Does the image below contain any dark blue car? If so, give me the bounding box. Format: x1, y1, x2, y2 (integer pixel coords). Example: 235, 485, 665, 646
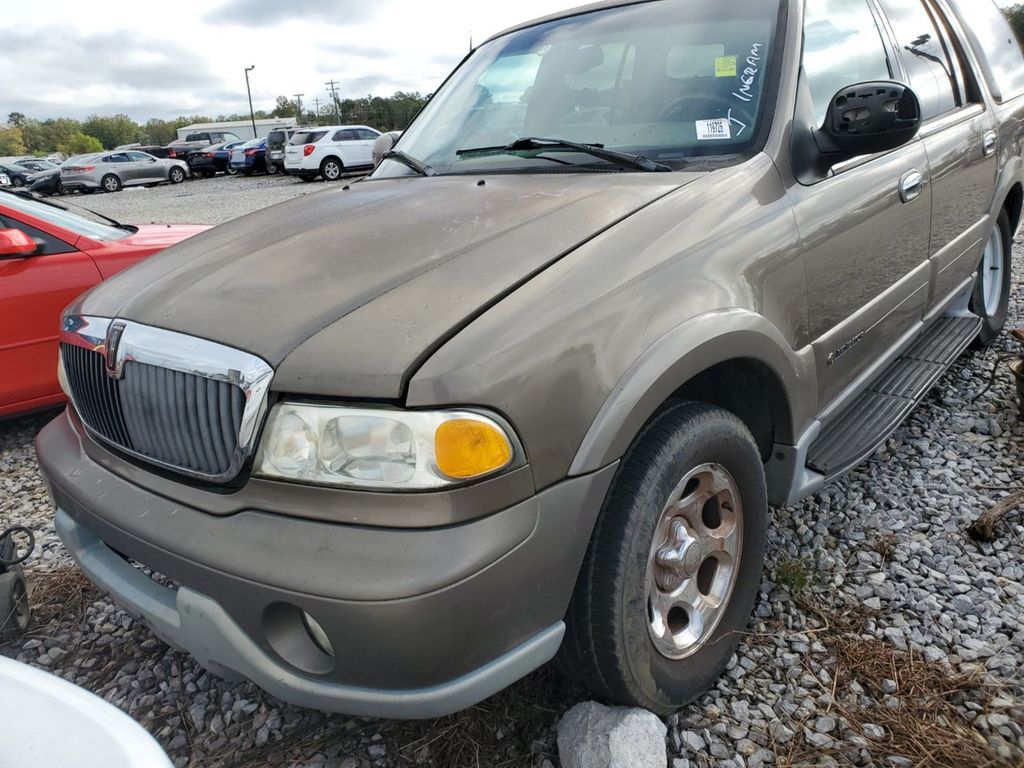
187, 140, 247, 177
228, 138, 272, 175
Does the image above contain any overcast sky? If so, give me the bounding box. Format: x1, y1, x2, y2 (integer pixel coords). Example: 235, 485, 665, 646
4, 0, 1020, 124
1, 0, 578, 123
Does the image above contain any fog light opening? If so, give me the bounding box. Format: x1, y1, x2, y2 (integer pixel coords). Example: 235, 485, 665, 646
301, 610, 335, 658
263, 602, 335, 675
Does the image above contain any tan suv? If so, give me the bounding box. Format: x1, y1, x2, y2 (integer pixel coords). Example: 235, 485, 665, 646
39, 0, 1024, 717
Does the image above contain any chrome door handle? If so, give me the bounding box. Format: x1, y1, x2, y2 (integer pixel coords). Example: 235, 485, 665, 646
984, 130, 998, 157
899, 169, 925, 203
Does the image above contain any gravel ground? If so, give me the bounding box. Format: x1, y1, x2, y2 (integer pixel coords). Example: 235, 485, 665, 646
1, 179, 1023, 767
60, 172, 344, 226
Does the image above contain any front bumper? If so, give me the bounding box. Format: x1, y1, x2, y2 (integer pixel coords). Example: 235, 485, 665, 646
37, 410, 615, 718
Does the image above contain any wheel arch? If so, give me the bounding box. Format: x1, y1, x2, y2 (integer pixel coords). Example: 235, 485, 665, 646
1002, 181, 1023, 237
569, 311, 816, 495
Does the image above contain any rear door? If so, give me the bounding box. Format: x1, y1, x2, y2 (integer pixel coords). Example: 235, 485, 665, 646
0, 210, 99, 412
874, 0, 998, 308
790, 0, 933, 407
105, 152, 141, 184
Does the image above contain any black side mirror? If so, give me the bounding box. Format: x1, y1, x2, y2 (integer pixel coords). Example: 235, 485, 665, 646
816, 81, 921, 158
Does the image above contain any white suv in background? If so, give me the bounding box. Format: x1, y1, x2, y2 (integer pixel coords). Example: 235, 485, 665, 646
284, 125, 381, 182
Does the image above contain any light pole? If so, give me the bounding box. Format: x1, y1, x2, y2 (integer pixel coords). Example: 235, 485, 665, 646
244, 65, 257, 138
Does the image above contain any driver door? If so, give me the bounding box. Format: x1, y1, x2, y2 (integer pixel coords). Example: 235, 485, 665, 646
788, 0, 932, 407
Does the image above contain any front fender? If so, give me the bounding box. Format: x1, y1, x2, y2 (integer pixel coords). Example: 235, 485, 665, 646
568, 310, 817, 477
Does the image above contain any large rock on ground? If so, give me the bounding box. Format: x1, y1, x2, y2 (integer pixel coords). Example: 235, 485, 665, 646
557, 701, 667, 768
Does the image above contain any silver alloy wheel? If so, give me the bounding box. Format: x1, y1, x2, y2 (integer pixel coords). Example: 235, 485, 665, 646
645, 462, 743, 660
170, 167, 185, 183
981, 225, 1005, 317
102, 175, 120, 192
323, 160, 341, 180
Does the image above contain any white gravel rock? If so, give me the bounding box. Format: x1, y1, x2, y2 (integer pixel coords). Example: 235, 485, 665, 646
558, 701, 667, 768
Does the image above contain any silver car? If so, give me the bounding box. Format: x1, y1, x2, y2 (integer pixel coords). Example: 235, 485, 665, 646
60, 151, 189, 193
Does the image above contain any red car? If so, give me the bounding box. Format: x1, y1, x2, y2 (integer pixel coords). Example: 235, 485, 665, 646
0, 191, 209, 417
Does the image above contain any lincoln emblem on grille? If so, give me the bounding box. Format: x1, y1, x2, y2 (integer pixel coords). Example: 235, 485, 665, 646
104, 321, 126, 378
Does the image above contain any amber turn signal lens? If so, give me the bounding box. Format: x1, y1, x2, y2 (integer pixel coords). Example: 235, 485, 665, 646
434, 419, 513, 479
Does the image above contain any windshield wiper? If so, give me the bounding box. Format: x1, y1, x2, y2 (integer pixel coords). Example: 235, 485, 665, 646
383, 150, 436, 177
456, 137, 672, 172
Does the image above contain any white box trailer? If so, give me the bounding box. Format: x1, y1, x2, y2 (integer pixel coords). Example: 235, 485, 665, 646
176, 118, 297, 142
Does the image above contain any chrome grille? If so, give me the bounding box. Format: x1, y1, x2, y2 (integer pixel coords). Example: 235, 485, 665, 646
59, 316, 273, 482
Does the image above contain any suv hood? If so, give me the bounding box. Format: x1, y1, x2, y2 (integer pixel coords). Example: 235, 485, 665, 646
76, 173, 701, 398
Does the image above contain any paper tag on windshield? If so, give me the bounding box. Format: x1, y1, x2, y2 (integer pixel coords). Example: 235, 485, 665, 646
696, 119, 732, 141
715, 56, 738, 77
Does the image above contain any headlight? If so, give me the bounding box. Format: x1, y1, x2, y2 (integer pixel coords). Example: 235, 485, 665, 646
254, 403, 517, 490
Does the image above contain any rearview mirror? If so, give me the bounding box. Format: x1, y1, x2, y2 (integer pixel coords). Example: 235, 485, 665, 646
817, 81, 921, 158
0, 228, 38, 258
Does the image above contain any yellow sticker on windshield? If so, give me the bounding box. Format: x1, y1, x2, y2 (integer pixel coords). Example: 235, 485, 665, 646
715, 56, 738, 77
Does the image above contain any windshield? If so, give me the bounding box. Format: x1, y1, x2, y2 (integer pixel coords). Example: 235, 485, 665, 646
0, 191, 131, 241
375, 0, 782, 176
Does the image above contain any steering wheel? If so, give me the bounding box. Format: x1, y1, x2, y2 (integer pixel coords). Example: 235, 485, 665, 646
658, 94, 755, 136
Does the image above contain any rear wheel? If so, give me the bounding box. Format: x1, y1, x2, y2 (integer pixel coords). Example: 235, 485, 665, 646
266, 162, 279, 175
320, 157, 343, 181
560, 402, 767, 714
169, 166, 186, 184
101, 174, 121, 193
226, 166, 238, 176
971, 209, 1013, 347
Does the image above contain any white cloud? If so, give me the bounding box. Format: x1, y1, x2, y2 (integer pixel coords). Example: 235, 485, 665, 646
0, 0, 580, 122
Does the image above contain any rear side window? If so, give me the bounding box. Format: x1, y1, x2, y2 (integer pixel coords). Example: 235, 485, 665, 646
947, 0, 1024, 103
876, 0, 957, 120
802, 0, 893, 125
185, 133, 209, 142
289, 131, 328, 145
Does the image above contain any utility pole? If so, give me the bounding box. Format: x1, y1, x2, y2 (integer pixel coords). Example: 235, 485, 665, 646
324, 79, 342, 123
244, 65, 257, 138
292, 93, 304, 124
312, 97, 321, 126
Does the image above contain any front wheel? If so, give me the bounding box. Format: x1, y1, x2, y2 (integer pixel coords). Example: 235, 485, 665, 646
560, 402, 767, 714
11, 177, 25, 188
970, 209, 1012, 347
169, 166, 186, 184
101, 174, 122, 193
0, 571, 30, 642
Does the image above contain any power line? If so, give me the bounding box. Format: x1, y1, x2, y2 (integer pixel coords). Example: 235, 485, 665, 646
324, 79, 342, 123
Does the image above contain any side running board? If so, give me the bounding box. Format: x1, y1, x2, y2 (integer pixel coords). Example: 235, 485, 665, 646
807, 316, 982, 477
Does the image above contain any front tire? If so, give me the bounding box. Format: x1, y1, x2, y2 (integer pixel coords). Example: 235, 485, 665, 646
320, 157, 343, 181
0, 571, 30, 642
11, 177, 25, 188
970, 209, 1012, 347
101, 174, 122, 193
560, 402, 767, 714
169, 166, 186, 184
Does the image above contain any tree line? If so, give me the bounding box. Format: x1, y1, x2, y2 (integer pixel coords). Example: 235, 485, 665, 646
0, 91, 429, 157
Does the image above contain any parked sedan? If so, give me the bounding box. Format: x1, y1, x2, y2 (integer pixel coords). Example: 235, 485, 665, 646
228, 138, 270, 175
60, 151, 189, 193
27, 154, 98, 197
0, 164, 33, 187
187, 140, 246, 178
0, 190, 209, 417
